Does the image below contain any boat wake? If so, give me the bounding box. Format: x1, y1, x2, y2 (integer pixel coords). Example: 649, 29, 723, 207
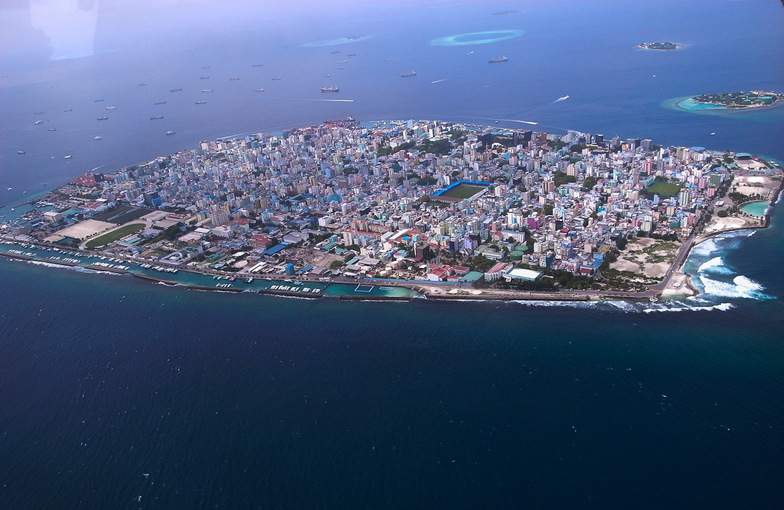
296, 98, 355, 103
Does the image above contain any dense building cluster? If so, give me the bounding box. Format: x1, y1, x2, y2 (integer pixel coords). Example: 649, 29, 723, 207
6, 119, 772, 284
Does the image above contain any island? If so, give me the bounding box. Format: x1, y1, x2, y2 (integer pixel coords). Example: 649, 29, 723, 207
2, 119, 782, 303
638, 41, 679, 50
689, 90, 780, 109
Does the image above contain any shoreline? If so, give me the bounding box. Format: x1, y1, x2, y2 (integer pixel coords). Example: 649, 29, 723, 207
3, 172, 782, 306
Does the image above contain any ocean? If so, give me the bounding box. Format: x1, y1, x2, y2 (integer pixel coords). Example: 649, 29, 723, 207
1, 1, 783, 508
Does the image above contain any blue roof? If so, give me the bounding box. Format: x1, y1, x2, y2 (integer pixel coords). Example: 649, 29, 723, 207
262, 243, 288, 256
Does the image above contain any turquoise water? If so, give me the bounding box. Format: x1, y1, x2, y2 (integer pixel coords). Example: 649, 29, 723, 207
741, 200, 769, 218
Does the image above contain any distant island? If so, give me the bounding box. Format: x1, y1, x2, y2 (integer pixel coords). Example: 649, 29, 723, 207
2, 120, 782, 303
690, 90, 780, 109
638, 42, 679, 50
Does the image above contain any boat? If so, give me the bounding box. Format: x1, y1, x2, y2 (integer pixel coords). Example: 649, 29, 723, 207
48, 128, 56, 131
150, 115, 163, 120
34, 111, 45, 115
201, 66, 211, 69
229, 77, 240, 81
34, 120, 44, 125
401, 71, 417, 77
338, 59, 348, 64
105, 106, 116, 110
93, 99, 104, 102
166, 130, 176, 135
254, 88, 265, 92
154, 101, 166, 105
64, 109, 73, 112
200, 76, 209, 80
170, 88, 182, 92
94, 136, 102, 140
489, 56, 508, 63
321, 86, 339, 93
271, 77, 281, 81
252, 63, 263, 67
201, 89, 212, 92
97, 116, 109, 120
195, 100, 207, 104
64, 155, 72, 159
17, 150, 25, 155
138, 83, 147, 86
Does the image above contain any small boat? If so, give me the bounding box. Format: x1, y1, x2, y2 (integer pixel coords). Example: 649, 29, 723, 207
488, 56, 508, 63
150, 115, 163, 120
17, 150, 25, 155
200, 76, 210, 80
97, 116, 108, 120
94, 136, 102, 140
195, 100, 207, 104
170, 88, 182, 92
105, 106, 116, 110
271, 76, 281, 81
254, 88, 264, 92
138, 83, 147, 86
64, 109, 73, 112
34, 111, 45, 115
34, 120, 44, 125
154, 101, 166, 105
93, 99, 104, 102
166, 130, 175, 135
321, 86, 339, 93
401, 70, 417, 77
229, 77, 240, 81
64, 155, 72, 159
48, 127, 56, 131
201, 89, 212, 93
252, 63, 263, 67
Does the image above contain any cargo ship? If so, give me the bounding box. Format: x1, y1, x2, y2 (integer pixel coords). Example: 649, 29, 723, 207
401, 71, 417, 77
489, 56, 508, 63
321, 87, 339, 93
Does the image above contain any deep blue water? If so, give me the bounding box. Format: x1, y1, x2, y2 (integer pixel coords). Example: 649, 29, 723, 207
1, 1, 783, 508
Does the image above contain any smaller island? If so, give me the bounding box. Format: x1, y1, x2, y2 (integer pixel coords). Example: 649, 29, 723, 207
638, 41, 679, 51
690, 90, 780, 109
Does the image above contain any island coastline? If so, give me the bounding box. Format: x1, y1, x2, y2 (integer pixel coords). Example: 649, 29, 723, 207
2, 120, 782, 306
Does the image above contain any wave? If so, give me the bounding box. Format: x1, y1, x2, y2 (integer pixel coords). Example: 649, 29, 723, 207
510, 300, 599, 309
643, 302, 734, 313
734, 275, 765, 293
697, 256, 735, 275
698, 275, 772, 300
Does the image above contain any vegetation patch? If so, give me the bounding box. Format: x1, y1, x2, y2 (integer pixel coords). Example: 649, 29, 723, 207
85, 223, 145, 248
436, 182, 488, 201
644, 181, 681, 198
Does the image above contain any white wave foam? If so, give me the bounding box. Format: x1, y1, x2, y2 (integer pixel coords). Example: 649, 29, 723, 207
605, 300, 640, 313
697, 256, 734, 274
690, 239, 720, 257
510, 300, 598, 309
643, 302, 734, 313
699, 275, 770, 300
734, 275, 764, 293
